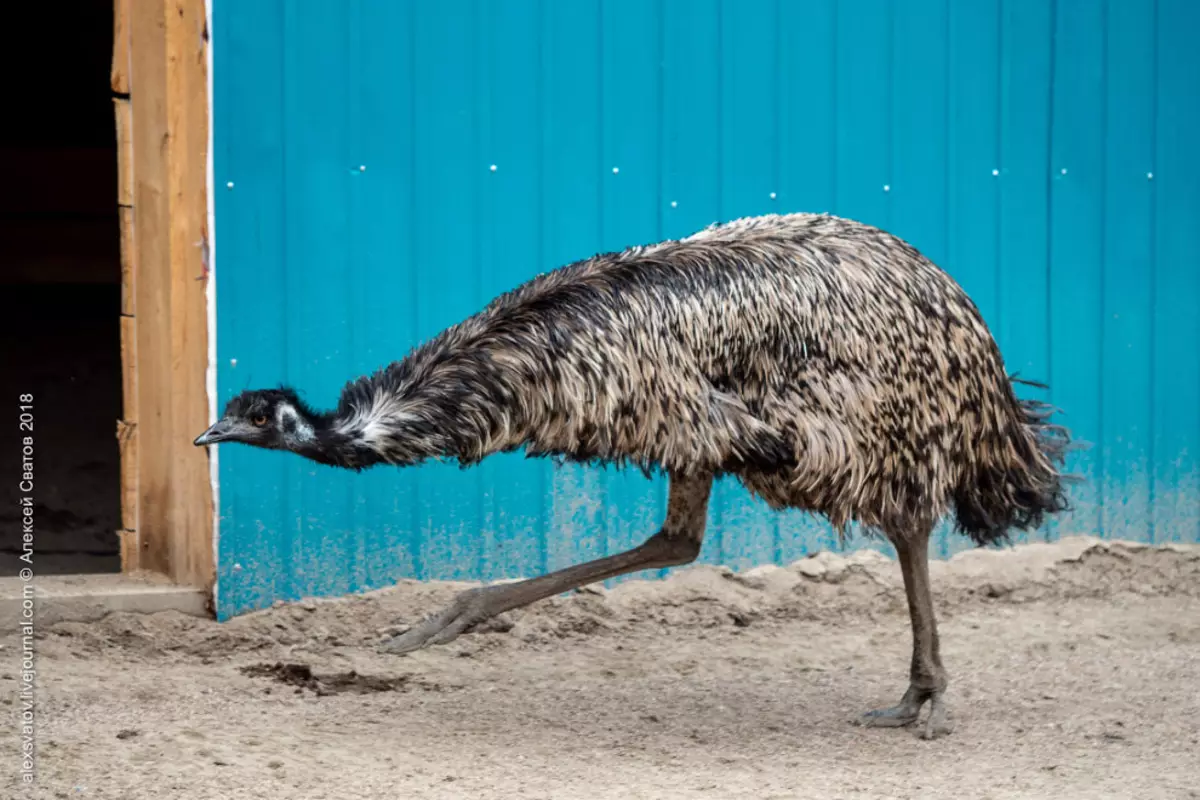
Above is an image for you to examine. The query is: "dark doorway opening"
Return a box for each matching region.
[1,3,122,574]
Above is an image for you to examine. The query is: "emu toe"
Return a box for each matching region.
[378,586,501,655]
[857,685,954,739]
[921,691,954,739]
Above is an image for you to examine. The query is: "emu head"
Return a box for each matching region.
[194,388,318,451]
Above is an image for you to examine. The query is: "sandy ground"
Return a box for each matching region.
[4,536,1200,799]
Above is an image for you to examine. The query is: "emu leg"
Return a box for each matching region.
[858,528,953,739]
[380,472,713,655]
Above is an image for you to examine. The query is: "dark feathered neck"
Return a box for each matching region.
[280,374,461,471]
[270,388,384,470]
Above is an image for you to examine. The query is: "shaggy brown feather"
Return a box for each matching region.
[312,212,1074,546]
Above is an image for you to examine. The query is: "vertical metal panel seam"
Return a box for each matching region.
[278,0,294,562]
[940,0,950,544]
[942,0,950,273]
[713,0,727,564]
[473,0,488,562]
[772,0,783,564]
[1147,0,1160,543]
[537,0,549,578]
[994,0,1004,343]
[1041,0,1057,542]
[406,0,424,579]
[596,0,609,560]
[347,0,361,575]
[655,0,668,575]
[536,0,549,576]
[772,0,782,200]
[885,0,896,230]
[715,0,724,219]
[597,0,606,244]
[830,0,840,213]
[1096,0,1110,537]
[655,0,665,242]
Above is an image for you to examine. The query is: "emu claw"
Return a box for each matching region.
[858,704,920,729]
[922,692,954,739]
[378,587,497,655]
[857,686,954,739]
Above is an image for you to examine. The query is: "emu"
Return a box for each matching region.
[195,212,1073,739]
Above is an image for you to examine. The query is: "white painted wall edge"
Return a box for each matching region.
[204,0,221,612]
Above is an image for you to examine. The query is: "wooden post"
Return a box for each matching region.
[164,0,215,588]
[115,0,214,590]
[111,0,131,95]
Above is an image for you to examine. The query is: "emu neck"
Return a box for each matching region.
[288,410,382,470]
[289,405,457,471]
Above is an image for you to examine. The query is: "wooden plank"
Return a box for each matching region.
[116,0,137,560]
[164,0,215,590]
[119,314,139,423]
[118,309,139,568]
[118,529,141,573]
[112,0,131,94]
[130,0,175,580]
[124,0,214,588]
[113,98,133,206]
[118,207,135,315]
[119,312,139,547]
[117,418,139,535]
[116,0,138,562]
[131,0,218,587]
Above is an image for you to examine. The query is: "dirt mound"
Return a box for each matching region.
[41,536,1200,662]
[238,662,432,696]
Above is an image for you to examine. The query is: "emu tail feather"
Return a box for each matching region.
[953,376,1084,547]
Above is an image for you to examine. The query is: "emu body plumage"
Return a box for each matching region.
[197,212,1075,737]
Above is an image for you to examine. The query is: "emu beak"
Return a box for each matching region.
[194,419,234,446]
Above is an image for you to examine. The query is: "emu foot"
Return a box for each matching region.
[857,685,953,740]
[379,586,505,655]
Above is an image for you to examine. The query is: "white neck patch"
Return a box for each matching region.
[277,402,315,443]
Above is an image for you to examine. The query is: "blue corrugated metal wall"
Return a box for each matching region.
[211,0,1200,620]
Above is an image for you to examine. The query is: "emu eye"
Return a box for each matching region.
[252,414,268,427]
